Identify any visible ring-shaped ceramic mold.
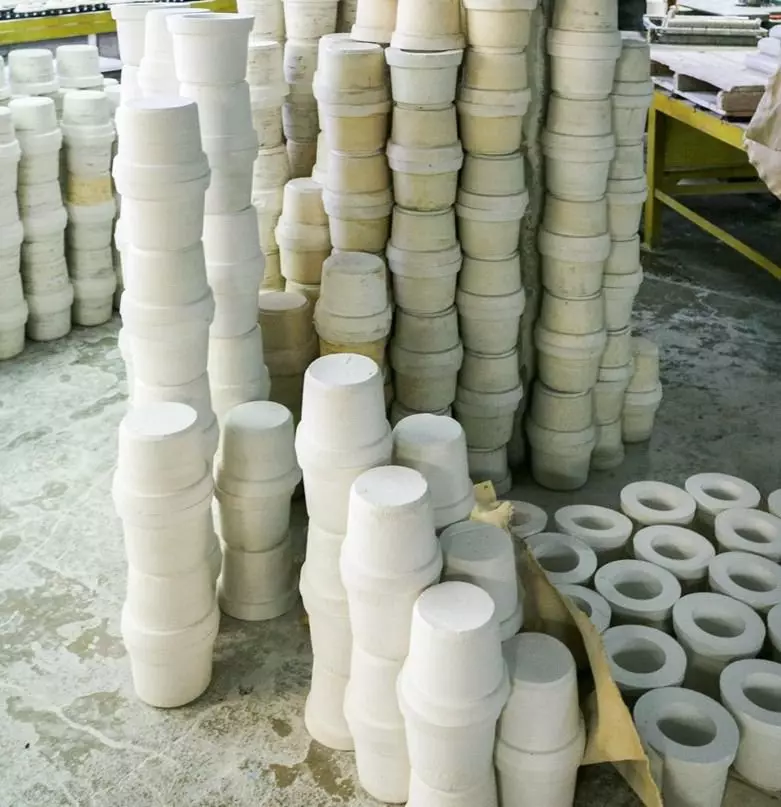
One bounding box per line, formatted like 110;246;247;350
709;551;781;614
632;525;715;586
594;559;682;628
526;532;598;586
553;504;632;561
620;481;696;526
714;508;781;562
633;686;739;771
684;473;761;523
720;658;781;792
672;592;766;660
603;624;687;697
507;500;548;540
556;583;612;634
720;659;781;729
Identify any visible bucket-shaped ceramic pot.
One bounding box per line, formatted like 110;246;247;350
122;601;219;708
385;47;463;108
462;0;537;50
168;12;254;85
548;29;621;100
527;418;596;491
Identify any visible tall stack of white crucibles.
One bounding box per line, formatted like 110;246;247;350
61;90;117;326
115;401;220;709
11;96;73;342
529;0;620;490
297;354;392;752
283;0;339;176
454;0;532;494
168;11;270;425
113;96;220;480
382;11;464;426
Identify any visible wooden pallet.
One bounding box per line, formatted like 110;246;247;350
650;46;768;117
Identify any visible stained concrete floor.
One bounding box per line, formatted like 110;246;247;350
1;196;781;807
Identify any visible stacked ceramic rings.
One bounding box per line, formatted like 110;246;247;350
283;0;339;176
10;97;73;343
0;107;27;359
252;142;292;295
447;2;530;494
237;0;285;44
61;90;117;326
530;0;624;488
247;41;288;292
605;34;652;350
317;35;392;264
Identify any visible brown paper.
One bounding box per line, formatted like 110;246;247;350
470;487;662;807
746;70;781;200
470;482;513;530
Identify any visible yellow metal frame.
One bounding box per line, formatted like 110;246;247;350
644;89;781;281
0;0;236;45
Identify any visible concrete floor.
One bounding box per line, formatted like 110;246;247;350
1;197;780;807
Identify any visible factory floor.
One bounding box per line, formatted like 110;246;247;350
1;194;780;807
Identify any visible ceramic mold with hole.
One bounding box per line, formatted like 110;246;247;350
594;559;681;632
719;658;781;791
603;625;687;701
672;592;765;700
633;686;739;807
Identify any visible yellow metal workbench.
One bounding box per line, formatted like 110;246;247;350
0;0;236;45
644;88;781;280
